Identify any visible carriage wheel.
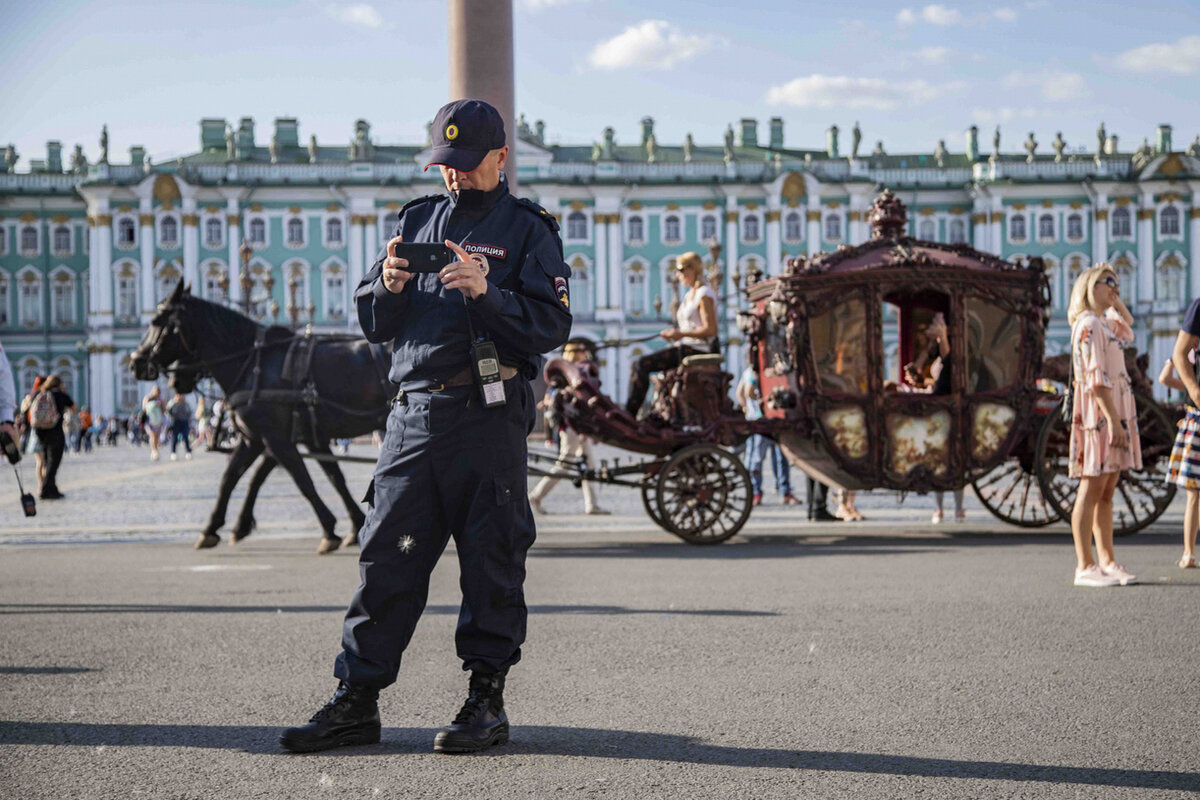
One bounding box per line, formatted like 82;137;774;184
1035;395;1177;537
640;476;669;532
654;444;753;544
971;459;1063;527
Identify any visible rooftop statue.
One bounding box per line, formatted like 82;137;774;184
1052;132;1066;162
1024;131;1037;163
5;144;18;170
851;121;862;160
646;131;657;163
225;126;236;161
872;140;886;156
308;134;319;164
933;139;947;168
1097;122;1106;156
683;133;694;163
993;125;1001;155
99;124;109;164
1187;136;1200;157
71;144;87;175
269;134;280;164
723;125;735;163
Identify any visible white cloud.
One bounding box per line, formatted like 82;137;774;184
587;20;720;71
898;5;963;26
1114;35;1200;75
897;8;917;24
993;7;1018;22
971;106;1039;124
915;46;952;64
1003;70;1087;101
766;74;967;111
326;3;383;29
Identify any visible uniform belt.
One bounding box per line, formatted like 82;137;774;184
398;364;519;396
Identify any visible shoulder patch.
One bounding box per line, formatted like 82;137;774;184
514;197;560;234
399;194;443;214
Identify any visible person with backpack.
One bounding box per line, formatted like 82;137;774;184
29;374;74;500
20;376;47;486
142;386;166;460
166;392;193;461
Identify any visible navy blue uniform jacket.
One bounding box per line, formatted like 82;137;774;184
355;180;572;389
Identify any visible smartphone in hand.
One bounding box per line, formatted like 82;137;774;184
391;243;453;273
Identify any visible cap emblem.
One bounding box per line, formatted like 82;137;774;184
445;124;459;141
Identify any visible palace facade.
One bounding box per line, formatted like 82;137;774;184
2;115;1199;415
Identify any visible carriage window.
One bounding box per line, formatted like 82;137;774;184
965;296;1021;392
810;297;868;394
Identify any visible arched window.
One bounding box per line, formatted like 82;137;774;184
324;269;345;318
663;215;681;243
784;212;802;242
569;257;590;314
118;359;139;410
53;226;71;254
0;273;9;326
1009;215;1027;242
160;216;178;247
626;269;646;314
919;219;936;240
627;215;644;244
566;212;587;241
117;218;136;247
1038;214;1055;241
824;214;841;241
21;225;38;253
19;273;42;326
286;218;305;245
286;263;307;309
116;269;138;322
54;361;74;396
743;215;760;242
248;217;266;244
1161;206;1181;236
325;217;343;246
1158;266;1182;302
1111;207;1131;238
156;267;182;303
205;217;223;247
20;361;40;396
700;215;717;242
1066;213;1083;241
948;219;966;244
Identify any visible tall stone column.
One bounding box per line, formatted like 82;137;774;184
448;0;515;191
182;199;199;290
97;349;116;417
607;213;622;316
139;200;155;319
765;204;782;275
593;212;608;308
724;199;739;299
1092;204;1109;266
989;208;1003;255
1191;208;1200;299
226;199;241;305
1137;197;1154;305
96;211;113;316
362;214;378;279
348;216;365;308
971;206;988;253
806;201;822;256
87;221;100;327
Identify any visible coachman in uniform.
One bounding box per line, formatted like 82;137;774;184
281;99;572;754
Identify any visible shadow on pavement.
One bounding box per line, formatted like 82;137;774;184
0;666;98;675
0;603;777;617
0;721;1195;790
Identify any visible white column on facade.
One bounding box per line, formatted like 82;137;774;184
989;196;1004;254
96;210;113;316
1137;194;1155;305
97;349;116;417
87;217;101;328
348;216;364;303
139;199;155;319
971;201;989;253
765;199;782;276
724;198;739;300
607;211;622;316
363;212;379;276
226;198;241;305
182;198;199;290
592;211;608;308
806;198;822;256
1092;201;1109;265
1190;207;1200;299
847;191;870;245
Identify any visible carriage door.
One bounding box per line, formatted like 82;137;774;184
879;290;957;489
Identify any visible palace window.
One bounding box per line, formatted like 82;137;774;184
948;219;967;244
664;215;681;243
248;218;266;245
54;364;73;396
1038;214;1055;242
286;218;305;246
1009;214;1027;242
700;215;717;242
0;227;6;254
784;212;802;242
1066;213;1083;241
117;275;138;322
919;219;936;240
627;215;644;244
626;269;646;315
205;217;223;247
117;218;136;247
824;214;841;241
1161;206;1181;237
53;226;71;254
52;276;75;327
1158;266;1182;303
118;361;139;411
1111;207;1131;238
566;212;587;241
21;225;38;254
325;217;343;246
160;216;179;248
20;277;42;326
0;274;8;326
286;263;307;309
569;258;589;314
324;273;345;318
742;215;760;243
156;270;181;303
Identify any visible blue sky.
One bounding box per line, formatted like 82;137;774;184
1;0;1198;165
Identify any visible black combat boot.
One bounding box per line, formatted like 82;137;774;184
433;671;509;754
279;682;381;753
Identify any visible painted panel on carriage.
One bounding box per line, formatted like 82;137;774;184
972;403;1018;461
887;411;951;478
821;406;869;461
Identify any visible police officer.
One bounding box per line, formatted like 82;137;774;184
280;99;572;754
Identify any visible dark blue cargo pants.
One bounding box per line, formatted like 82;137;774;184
334;377;535;688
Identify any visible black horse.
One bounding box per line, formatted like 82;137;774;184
131;281;393;554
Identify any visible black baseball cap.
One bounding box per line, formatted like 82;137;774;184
424;99;507;173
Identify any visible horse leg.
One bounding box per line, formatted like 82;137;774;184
197;437;265;550
230;456;277;543
310;442;367;548
262;435;341;555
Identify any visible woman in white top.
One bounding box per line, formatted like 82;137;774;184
624;252;718;416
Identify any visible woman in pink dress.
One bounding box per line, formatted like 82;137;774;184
1067;265;1140;587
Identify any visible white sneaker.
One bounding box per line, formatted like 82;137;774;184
931;509;943;524
170;453;178;462
585;507;611;516
1100;562;1138;586
529;498;547;515
185;453;192;461
1074;565;1120;587
151;452;160;461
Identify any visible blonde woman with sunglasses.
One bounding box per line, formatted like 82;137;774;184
1066;265;1140;587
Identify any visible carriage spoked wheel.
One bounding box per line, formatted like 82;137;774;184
654;443;753;544
971;458;1063;528
1035;394;1177;536
640;476;668;532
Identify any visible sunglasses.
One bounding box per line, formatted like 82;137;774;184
1101;276;1119;291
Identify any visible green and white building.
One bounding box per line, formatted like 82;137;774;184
2;116;1199;415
